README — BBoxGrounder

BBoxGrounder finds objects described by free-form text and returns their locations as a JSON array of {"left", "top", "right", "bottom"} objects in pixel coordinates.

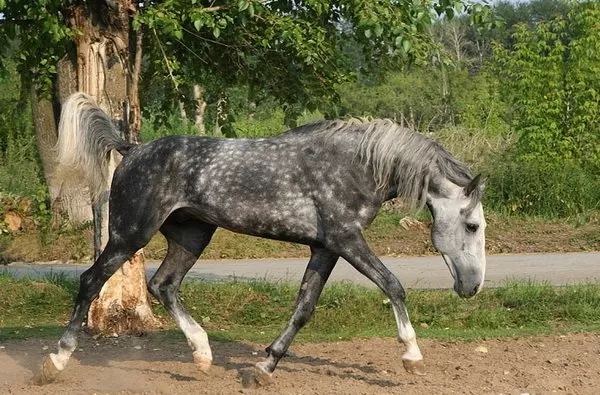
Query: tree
[
  {"left": 493, "top": 0, "right": 571, "bottom": 47},
  {"left": 1, "top": 0, "right": 153, "bottom": 334},
  {"left": 0, "top": 0, "right": 497, "bottom": 335},
  {"left": 493, "top": 0, "right": 600, "bottom": 171}
]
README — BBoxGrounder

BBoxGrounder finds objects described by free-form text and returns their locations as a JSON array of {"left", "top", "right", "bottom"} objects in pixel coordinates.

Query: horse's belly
[{"left": 189, "top": 192, "right": 318, "bottom": 242}]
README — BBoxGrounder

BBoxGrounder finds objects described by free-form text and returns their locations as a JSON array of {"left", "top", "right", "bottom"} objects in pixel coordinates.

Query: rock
[
  {"left": 475, "top": 346, "right": 488, "bottom": 353},
  {"left": 399, "top": 217, "right": 424, "bottom": 230},
  {"left": 4, "top": 211, "right": 22, "bottom": 232}
]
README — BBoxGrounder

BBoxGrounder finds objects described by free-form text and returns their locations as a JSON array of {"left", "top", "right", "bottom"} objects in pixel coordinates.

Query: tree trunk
[
  {"left": 31, "top": 57, "right": 93, "bottom": 225},
  {"left": 193, "top": 84, "right": 207, "bottom": 134},
  {"left": 64, "top": 0, "right": 158, "bottom": 335},
  {"left": 214, "top": 95, "right": 225, "bottom": 137},
  {"left": 179, "top": 101, "right": 188, "bottom": 120}
]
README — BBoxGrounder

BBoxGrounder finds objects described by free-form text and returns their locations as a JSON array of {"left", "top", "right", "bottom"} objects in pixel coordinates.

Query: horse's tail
[{"left": 56, "top": 92, "right": 134, "bottom": 201}]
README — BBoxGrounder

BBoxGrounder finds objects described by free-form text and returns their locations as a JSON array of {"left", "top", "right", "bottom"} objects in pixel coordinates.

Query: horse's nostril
[{"left": 466, "top": 284, "right": 482, "bottom": 298}]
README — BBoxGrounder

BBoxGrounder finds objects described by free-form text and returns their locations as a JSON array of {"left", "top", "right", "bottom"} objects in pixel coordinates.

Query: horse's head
[{"left": 427, "top": 174, "right": 486, "bottom": 298}]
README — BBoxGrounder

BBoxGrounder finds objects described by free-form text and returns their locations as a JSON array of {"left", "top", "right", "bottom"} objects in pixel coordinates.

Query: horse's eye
[{"left": 465, "top": 223, "right": 479, "bottom": 233}]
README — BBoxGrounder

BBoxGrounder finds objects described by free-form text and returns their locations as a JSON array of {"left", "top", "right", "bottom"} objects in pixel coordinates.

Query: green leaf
[
  {"left": 238, "top": 0, "right": 249, "bottom": 12},
  {"left": 213, "top": 27, "right": 220, "bottom": 38},
  {"left": 194, "top": 19, "right": 203, "bottom": 31},
  {"left": 374, "top": 24, "right": 384, "bottom": 37},
  {"left": 394, "top": 36, "right": 403, "bottom": 48}
]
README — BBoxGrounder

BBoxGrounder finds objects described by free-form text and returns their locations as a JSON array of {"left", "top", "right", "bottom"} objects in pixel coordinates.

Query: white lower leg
[
  {"left": 175, "top": 314, "right": 212, "bottom": 370},
  {"left": 49, "top": 349, "right": 73, "bottom": 372},
  {"left": 40, "top": 336, "right": 77, "bottom": 384},
  {"left": 392, "top": 306, "right": 423, "bottom": 362},
  {"left": 49, "top": 335, "right": 77, "bottom": 371}
]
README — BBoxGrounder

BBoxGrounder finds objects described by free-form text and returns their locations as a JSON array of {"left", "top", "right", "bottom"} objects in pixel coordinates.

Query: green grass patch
[{"left": 3, "top": 273, "right": 600, "bottom": 343}]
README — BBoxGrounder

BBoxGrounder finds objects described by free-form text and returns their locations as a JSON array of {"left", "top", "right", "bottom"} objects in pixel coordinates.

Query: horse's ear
[{"left": 464, "top": 174, "right": 486, "bottom": 197}]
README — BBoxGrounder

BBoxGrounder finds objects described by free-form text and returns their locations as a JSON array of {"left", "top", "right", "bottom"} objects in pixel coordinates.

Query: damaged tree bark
[{"left": 62, "top": 0, "right": 158, "bottom": 334}]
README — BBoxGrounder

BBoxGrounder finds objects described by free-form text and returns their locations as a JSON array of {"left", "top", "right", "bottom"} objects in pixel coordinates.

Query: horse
[{"left": 41, "top": 92, "right": 486, "bottom": 385}]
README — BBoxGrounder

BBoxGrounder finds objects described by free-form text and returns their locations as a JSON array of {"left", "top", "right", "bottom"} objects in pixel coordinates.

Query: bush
[
  {"left": 483, "top": 159, "right": 600, "bottom": 217},
  {"left": 140, "top": 113, "right": 203, "bottom": 142},
  {"left": 0, "top": 132, "right": 44, "bottom": 198}
]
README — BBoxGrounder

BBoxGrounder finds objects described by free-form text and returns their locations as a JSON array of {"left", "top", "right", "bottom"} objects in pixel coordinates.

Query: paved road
[{"left": 2, "top": 252, "right": 599, "bottom": 289}]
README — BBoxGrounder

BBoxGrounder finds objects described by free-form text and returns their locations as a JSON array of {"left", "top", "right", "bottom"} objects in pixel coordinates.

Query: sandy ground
[{"left": 1, "top": 332, "right": 600, "bottom": 394}]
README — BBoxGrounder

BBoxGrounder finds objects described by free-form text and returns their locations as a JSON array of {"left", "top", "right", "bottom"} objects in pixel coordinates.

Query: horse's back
[
  {"left": 113, "top": 134, "right": 324, "bottom": 241},
  {"left": 110, "top": 126, "right": 376, "bottom": 244}
]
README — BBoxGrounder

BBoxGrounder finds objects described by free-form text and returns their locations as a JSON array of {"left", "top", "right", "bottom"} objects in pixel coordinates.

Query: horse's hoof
[
  {"left": 403, "top": 359, "right": 426, "bottom": 376},
  {"left": 193, "top": 351, "right": 212, "bottom": 373},
  {"left": 38, "top": 355, "right": 61, "bottom": 385},
  {"left": 253, "top": 362, "right": 273, "bottom": 387}
]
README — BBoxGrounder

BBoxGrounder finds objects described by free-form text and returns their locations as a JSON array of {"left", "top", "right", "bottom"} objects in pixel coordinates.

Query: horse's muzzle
[{"left": 454, "top": 281, "right": 481, "bottom": 298}]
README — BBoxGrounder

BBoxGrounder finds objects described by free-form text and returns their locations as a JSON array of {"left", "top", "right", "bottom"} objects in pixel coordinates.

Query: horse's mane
[{"left": 299, "top": 118, "right": 480, "bottom": 211}]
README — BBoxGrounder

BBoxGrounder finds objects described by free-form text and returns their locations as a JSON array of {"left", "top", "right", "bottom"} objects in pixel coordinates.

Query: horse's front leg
[
  {"left": 329, "top": 233, "right": 426, "bottom": 376},
  {"left": 392, "top": 302, "right": 425, "bottom": 375}
]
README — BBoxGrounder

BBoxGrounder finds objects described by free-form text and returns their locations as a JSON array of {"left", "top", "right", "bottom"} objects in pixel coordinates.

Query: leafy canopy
[{"left": 0, "top": 0, "right": 497, "bottom": 125}]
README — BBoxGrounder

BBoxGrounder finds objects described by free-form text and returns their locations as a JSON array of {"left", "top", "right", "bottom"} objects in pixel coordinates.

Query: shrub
[{"left": 483, "top": 158, "right": 600, "bottom": 217}]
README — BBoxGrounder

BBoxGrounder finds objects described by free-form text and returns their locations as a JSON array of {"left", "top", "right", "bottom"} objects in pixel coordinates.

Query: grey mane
[{"left": 306, "top": 118, "right": 480, "bottom": 211}]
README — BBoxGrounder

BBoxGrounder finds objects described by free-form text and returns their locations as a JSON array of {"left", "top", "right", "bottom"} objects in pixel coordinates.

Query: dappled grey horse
[{"left": 41, "top": 92, "right": 486, "bottom": 385}]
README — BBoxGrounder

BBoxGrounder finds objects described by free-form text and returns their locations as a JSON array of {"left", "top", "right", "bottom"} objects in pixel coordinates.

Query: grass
[{"left": 3, "top": 272, "right": 600, "bottom": 343}]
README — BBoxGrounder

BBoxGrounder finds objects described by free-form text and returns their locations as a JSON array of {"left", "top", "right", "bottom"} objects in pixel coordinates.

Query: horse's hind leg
[
  {"left": 40, "top": 239, "right": 140, "bottom": 383},
  {"left": 253, "top": 245, "right": 338, "bottom": 385},
  {"left": 147, "top": 217, "right": 216, "bottom": 373}
]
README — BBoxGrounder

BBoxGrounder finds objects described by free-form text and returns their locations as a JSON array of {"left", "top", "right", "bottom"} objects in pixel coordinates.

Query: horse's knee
[{"left": 386, "top": 280, "right": 406, "bottom": 301}]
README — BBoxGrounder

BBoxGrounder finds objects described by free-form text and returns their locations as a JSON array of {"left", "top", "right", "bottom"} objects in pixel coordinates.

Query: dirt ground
[{"left": 1, "top": 332, "right": 600, "bottom": 395}]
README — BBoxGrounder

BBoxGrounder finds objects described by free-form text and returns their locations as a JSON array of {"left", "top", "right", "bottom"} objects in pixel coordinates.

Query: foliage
[
  {"left": 0, "top": 135, "right": 44, "bottom": 198},
  {"left": 0, "top": 61, "right": 30, "bottom": 152},
  {"left": 0, "top": 0, "right": 73, "bottom": 97},
  {"left": 0, "top": 0, "right": 498, "bottom": 129},
  {"left": 139, "top": 113, "right": 203, "bottom": 142},
  {"left": 334, "top": 66, "right": 508, "bottom": 136},
  {"left": 483, "top": 159, "right": 600, "bottom": 217},
  {"left": 493, "top": 1, "right": 600, "bottom": 172},
  {"left": 232, "top": 109, "right": 323, "bottom": 138},
  {"left": 135, "top": 0, "right": 450, "bottom": 127},
  {"left": 493, "top": 0, "right": 571, "bottom": 45},
  {"left": 0, "top": 61, "right": 44, "bottom": 198}
]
